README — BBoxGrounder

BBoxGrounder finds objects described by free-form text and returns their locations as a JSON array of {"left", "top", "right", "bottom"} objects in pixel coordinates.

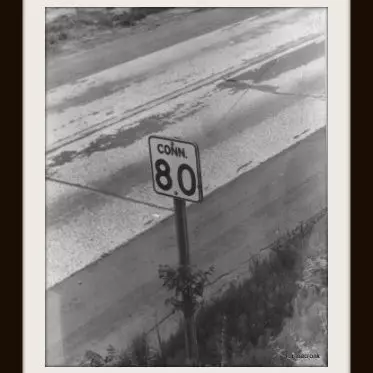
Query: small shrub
[
  {"left": 128, "top": 333, "right": 160, "bottom": 366},
  {"left": 158, "top": 264, "right": 215, "bottom": 314},
  {"left": 80, "top": 350, "right": 105, "bottom": 367}
]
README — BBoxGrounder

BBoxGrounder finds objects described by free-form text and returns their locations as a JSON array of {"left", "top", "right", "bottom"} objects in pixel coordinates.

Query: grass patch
[
  {"left": 159, "top": 236, "right": 303, "bottom": 366},
  {"left": 46, "top": 8, "right": 174, "bottom": 52},
  {"left": 80, "top": 210, "right": 327, "bottom": 367}
]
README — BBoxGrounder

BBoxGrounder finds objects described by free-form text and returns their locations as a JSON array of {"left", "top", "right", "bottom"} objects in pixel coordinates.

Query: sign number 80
[{"left": 155, "top": 159, "right": 197, "bottom": 197}]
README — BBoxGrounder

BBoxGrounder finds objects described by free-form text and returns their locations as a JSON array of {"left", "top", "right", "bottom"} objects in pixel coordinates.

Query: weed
[
  {"left": 80, "top": 210, "right": 327, "bottom": 367},
  {"left": 46, "top": 8, "right": 175, "bottom": 51}
]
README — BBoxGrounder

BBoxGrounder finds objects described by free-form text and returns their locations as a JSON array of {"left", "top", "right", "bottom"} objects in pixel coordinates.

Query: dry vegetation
[
  {"left": 45, "top": 8, "right": 208, "bottom": 55},
  {"left": 80, "top": 209, "right": 327, "bottom": 367}
]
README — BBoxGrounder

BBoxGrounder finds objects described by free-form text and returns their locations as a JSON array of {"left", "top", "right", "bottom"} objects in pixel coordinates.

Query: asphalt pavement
[{"left": 46, "top": 8, "right": 326, "bottom": 287}]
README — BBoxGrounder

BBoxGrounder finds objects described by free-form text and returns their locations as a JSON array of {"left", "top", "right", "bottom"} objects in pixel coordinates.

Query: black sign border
[{"left": 148, "top": 135, "right": 203, "bottom": 203}]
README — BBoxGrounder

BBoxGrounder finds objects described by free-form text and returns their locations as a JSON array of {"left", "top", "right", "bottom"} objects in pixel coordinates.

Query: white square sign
[{"left": 149, "top": 136, "right": 203, "bottom": 202}]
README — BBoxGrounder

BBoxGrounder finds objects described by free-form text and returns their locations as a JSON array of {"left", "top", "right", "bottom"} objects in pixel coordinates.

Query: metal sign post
[
  {"left": 173, "top": 197, "right": 198, "bottom": 364},
  {"left": 149, "top": 136, "right": 203, "bottom": 364}
]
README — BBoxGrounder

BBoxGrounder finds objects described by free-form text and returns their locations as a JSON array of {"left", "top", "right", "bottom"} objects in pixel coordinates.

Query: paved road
[
  {"left": 46, "top": 8, "right": 326, "bottom": 288},
  {"left": 46, "top": 8, "right": 327, "bottom": 365}
]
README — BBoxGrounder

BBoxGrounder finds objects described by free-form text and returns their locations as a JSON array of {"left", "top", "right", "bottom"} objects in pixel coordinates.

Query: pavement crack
[
  {"left": 255, "top": 89, "right": 326, "bottom": 100},
  {"left": 294, "top": 129, "right": 310, "bottom": 140},
  {"left": 227, "top": 82, "right": 326, "bottom": 100},
  {"left": 237, "top": 161, "right": 253, "bottom": 173}
]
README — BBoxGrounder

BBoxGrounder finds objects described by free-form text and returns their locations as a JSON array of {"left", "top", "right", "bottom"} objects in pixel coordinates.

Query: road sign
[
  {"left": 149, "top": 135, "right": 202, "bottom": 362},
  {"left": 149, "top": 135, "right": 203, "bottom": 203}
]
